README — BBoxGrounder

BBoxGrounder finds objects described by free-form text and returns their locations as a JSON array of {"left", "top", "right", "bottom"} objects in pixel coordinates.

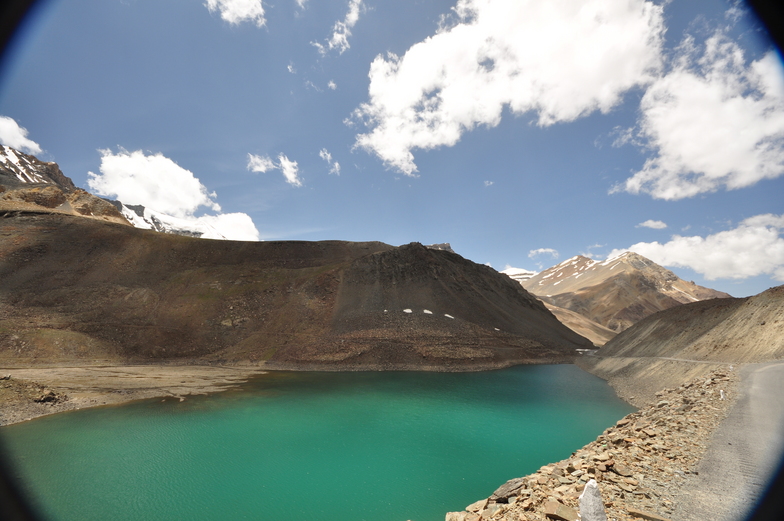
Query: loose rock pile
[{"left": 446, "top": 369, "right": 738, "bottom": 521}]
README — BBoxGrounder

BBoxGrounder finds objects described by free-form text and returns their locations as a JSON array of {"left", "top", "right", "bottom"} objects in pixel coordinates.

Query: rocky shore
[
  {"left": 446, "top": 369, "right": 738, "bottom": 521},
  {"left": 0, "top": 365, "right": 266, "bottom": 426}
]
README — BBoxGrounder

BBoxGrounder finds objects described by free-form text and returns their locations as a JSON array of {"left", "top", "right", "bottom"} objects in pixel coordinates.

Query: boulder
[
  {"left": 543, "top": 500, "right": 579, "bottom": 521},
  {"left": 492, "top": 477, "right": 525, "bottom": 500},
  {"left": 579, "top": 479, "right": 607, "bottom": 521}
]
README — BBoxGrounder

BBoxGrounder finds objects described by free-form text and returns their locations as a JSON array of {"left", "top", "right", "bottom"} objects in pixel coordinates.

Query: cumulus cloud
[
  {"left": 319, "top": 148, "right": 341, "bottom": 175},
  {"left": 196, "top": 213, "right": 260, "bottom": 241},
  {"left": 205, "top": 0, "right": 266, "bottom": 27},
  {"left": 351, "top": 0, "right": 664, "bottom": 175},
  {"left": 328, "top": 81, "right": 337, "bottom": 90},
  {"left": 248, "top": 153, "right": 303, "bottom": 186},
  {"left": 614, "top": 32, "right": 784, "bottom": 200},
  {"left": 484, "top": 180, "right": 493, "bottom": 187},
  {"left": 88, "top": 148, "right": 221, "bottom": 218},
  {"left": 608, "top": 214, "right": 784, "bottom": 281},
  {"left": 0, "top": 115, "right": 42, "bottom": 155},
  {"left": 529, "top": 248, "right": 559, "bottom": 259},
  {"left": 313, "top": 0, "right": 364, "bottom": 55},
  {"left": 87, "top": 148, "right": 260, "bottom": 241},
  {"left": 637, "top": 219, "right": 667, "bottom": 229}
]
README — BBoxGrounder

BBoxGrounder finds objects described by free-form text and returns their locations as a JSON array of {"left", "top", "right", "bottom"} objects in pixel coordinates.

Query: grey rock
[
  {"left": 579, "top": 480, "right": 607, "bottom": 521},
  {"left": 491, "top": 477, "right": 525, "bottom": 499}
]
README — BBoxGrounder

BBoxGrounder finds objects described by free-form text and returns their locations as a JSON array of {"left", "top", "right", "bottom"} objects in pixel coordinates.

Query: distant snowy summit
[
  {"left": 109, "top": 202, "right": 237, "bottom": 241},
  {"left": 517, "top": 252, "right": 731, "bottom": 333},
  {"left": 0, "top": 145, "right": 76, "bottom": 190},
  {"left": 500, "top": 266, "right": 537, "bottom": 284},
  {"left": 425, "top": 243, "right": 456, "bottom": 254},
  {"left": 0, "top": 145, "right": 234, "bottom": 240}
]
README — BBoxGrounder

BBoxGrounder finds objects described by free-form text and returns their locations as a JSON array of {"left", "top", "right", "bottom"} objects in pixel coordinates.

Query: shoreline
[
  {"left": 0, "top": 358, "right": 574, "bottom": 427},
  {"left": 0, "top": 364, "right": 268, "bottom": 426},
  {"left": 0, "top": 360, "right": 767, "bottom": 521},
  {"left": 447, "top": 366, "right": 741, "bottom": 521}
]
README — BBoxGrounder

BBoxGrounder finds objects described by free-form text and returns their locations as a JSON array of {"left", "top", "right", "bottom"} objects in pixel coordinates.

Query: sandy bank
[{"left": 0, "top": 365, "right": 267, "bottom": 426}]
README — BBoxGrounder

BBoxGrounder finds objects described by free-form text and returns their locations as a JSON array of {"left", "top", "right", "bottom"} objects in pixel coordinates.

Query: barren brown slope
[
  {"left": 577, "top": 285, "right": 784, "bottom": 405},
  {"left": 0, "top": 213, "right": 590, "bottom": 370},
  {"left": 597, "top": 285, "right": 784, "bottom": 362},
  {"left": 542, "top": 303, "right": 616, "bottom": 346}
]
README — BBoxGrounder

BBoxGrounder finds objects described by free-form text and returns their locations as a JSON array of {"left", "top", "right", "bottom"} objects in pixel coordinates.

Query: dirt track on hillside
[{"left": 673, "top": 362, "right": 784, "bottom": 521}]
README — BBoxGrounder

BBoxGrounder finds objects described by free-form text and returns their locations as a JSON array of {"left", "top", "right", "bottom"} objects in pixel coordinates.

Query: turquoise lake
[{"left": 1, "top": 365, "right": 634, "bottom": 521}]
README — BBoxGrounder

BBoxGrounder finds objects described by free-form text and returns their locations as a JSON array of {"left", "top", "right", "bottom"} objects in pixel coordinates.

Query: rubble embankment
[{"left": 446, "top": 369, "right": 738, "bottom": 521}]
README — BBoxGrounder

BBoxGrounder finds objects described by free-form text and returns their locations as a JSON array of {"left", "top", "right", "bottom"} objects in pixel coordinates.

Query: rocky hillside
[
  {"left": 0, "top": 145, "right": 76, "bottom": 190},
  {"left": 0, "top": 145, "right": 238, "bottom": 240},
  {"left": 522, "top": 253, "right": 731, "bottom": 332},
  {"left": 0, "top": 213, "right": 591, "bottom": 369},
  {"left": 577, "top": 285, "right": 784, "bottom": 406},
  {"left": 543, "top": 304, "right": 617, "bottom": 347},
  {"left": 446, "top": 369, "right": 738, "bottom": 521},
  {"left": 0, "top": 145, "right": 130, "bottom": 226},
  {"left": 596, "top": 286, "right": 784, "bottom": 363}
]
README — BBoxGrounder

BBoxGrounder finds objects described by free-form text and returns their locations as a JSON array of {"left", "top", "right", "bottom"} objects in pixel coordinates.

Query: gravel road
[{"left": 673, "top": 362, "right": 784, "bottom": 521}]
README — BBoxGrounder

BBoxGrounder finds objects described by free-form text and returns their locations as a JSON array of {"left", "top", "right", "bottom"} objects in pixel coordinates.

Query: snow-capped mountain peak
[
  {"left": 0, "top": 145, "right": 76, "bottom": 190},
  {"left": 501, "top": 266, "right": 538, "bottom": 283}
]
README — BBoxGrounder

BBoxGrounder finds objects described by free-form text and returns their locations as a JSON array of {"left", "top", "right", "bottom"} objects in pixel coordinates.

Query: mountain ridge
[
  {"left": 520, "top": 253, "right": 731, "bottom": 332},
  {"left": 0, "top": 212, "right": 592, "bottom": 369}
]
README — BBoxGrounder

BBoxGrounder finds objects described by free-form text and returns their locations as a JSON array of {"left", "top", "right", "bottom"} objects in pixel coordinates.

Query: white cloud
[
  {"left": 0, "top": 115, "right": 42, "bottom": 155},
  {"left": 287, "top": 63, "right": 296, "bottom": 74},
  {"left": 351, "top": 0, "right": 664, "bottom": 175},
  {"left": 529, "top": 248, "right": 559, "bottom": 259},
  {"left": 609, "top": 214, "right": 784, "bottom": 281},
  {"left": 196, "top": 213, "right": 260, "bottom": 241},
  {"left": 88, "top": 148, "right": 221, "bottom": 218},
  {"left": 313, "top": 0, "right": 364, "bottom": 55},
  {"left": 484, "top": 180, "right": 493, "bottom": 187},
  {"left": 304, "top": 80, "right": 321, "bottom": 92},
  {"left": 247, "top": 153, "right": 276, "bottom": 173},
  {"left": 87, "top": 148, "right": 260, "bottom": 240},
  {"left": 319, "top": 148, "right": 341, "bottom": 175},
  {"left": 249, "top": 153, "right": 303, "bottom": 187},
  {"left": 614, "top": 32, "right": 784, "bottom": 200},
  {"left": 637, "top": 219, "right": 667, "bottom": 229},
  {"left": 205, "top": 0, "right": 266, "bottom": 27},
  {"left": 328, "top": 80, "right": 337, "bottom": 90},
  {"left": 278, "top": 154, "right": 302, "bottom": 186},
  {"left": 295, "top": 0, "right": 308, "bottom": 9}
]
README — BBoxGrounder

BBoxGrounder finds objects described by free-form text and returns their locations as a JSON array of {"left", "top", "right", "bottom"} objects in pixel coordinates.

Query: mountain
[
  {"left": 425, "top": 243, "right": 456, "bottom": 253},
  {"left": 0, "top": 145, "right": 237, "bottom": 240},
  {"left": 1, "top": 146, "right": 131, "bottom": 226},
  {"left": 107, "top": 201, "right": 239, "bottom": 240},
  {"left": 541, "top": 303, "right": 618, "bottom": 347},
  {"left": 521, "top": 253, "right": 731, "bottom": 332},
  {"left": 595, "top": 285, "right": 784, "bottom": 363},
  {"left": 500, "top": 266, "right": 537, "bottom": 284},
  {"left": 577, "top": 284, "right": 784, "bottom": 404},
  {"left": 0, "top": 145, "right": 76, "bottom": 190},
  {"left": 0, "top": 209, "right": 592, "bottom": 369}
]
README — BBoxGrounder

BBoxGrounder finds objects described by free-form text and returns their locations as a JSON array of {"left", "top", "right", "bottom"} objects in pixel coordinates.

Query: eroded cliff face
[{"left": 0, "top": 214, "right": 589, "bottom": 369}]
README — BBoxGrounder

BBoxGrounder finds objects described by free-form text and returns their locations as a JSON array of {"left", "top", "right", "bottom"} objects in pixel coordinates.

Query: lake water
[{"left": 1, "top": 365, "right": 634, "bottom": 521}]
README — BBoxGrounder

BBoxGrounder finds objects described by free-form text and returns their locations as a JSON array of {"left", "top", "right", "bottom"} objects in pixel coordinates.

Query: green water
[{"left": 1, "top": 365, "right": 633, "bottom": 521}]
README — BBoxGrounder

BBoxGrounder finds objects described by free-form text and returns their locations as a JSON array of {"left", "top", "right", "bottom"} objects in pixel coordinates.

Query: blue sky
[{"left": 0, "top": 0, "right": 783, "bottom": 298}]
